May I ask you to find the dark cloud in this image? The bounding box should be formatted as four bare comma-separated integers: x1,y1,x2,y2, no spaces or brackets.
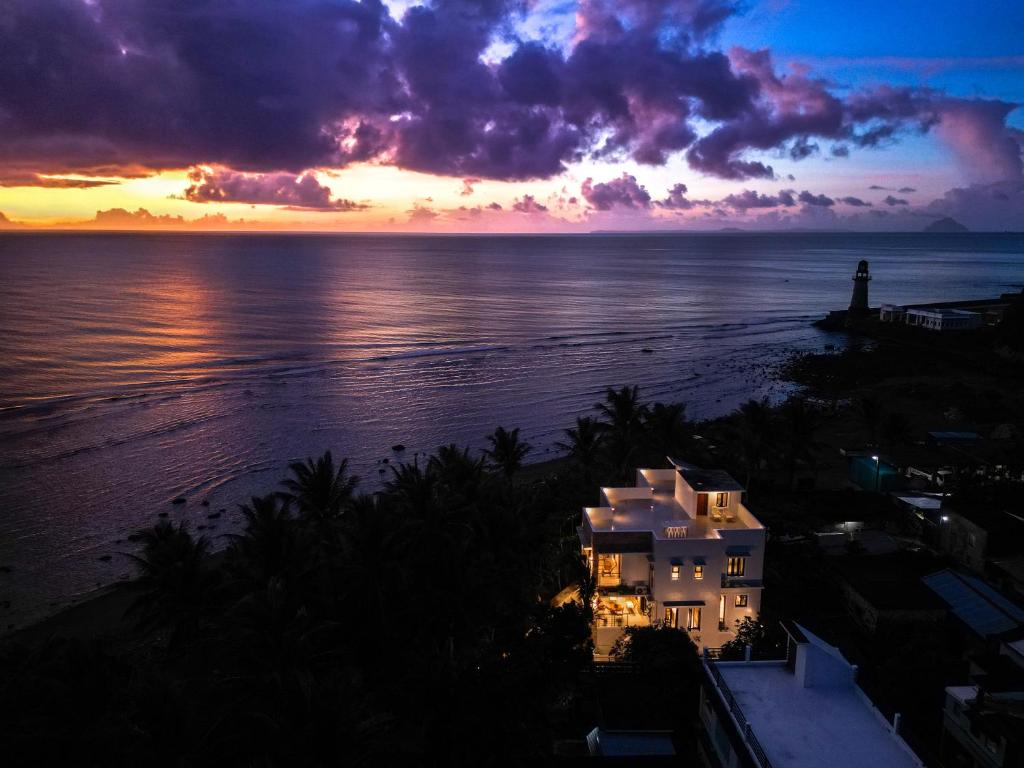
721,189,796,210
883,195,909,206
898,186,916,193
798,190,834,207
1,0,1020,190
656,183,697,210
0,174,119,188
839,196,872,206
183,168,365,210
831,144,850,157
581,174,652,210
511,194,549,213
486,201,503,210
460,178,482,196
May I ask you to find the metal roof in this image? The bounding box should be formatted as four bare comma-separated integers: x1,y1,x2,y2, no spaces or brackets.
923,569,1024,637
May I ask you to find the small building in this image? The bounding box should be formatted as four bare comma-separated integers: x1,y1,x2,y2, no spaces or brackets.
936,504,1024,575
831,554,948,640
700,623,924,768
923,569,1024,649
940,640,1024,768
906,307,984,331
880,304,908,323
578,460,766,655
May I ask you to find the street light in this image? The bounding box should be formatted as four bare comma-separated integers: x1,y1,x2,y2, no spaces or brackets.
871,455,880,492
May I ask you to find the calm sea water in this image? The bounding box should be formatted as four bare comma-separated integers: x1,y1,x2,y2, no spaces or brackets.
1,231,1022,629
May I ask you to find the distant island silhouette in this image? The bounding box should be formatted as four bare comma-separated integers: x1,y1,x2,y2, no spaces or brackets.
924,216,969,233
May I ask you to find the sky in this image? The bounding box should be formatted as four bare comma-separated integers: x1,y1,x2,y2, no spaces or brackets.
1,0,1023,232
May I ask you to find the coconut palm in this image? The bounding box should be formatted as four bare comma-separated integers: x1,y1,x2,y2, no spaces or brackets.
279,450,359,524
882,411,914,447
736,397,772,488
596,386,648,482
227,494,305,589
556,416,603,482
126,520,216,648
780,397,819,489
429,443,486,500
856,395,884,447
643,401,691,463
386,457,439,519
485,426,531,480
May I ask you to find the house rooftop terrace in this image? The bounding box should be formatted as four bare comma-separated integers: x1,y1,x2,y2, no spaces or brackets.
585,490,760,539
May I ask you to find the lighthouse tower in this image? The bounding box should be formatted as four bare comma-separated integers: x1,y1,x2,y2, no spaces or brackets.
849,260,870,315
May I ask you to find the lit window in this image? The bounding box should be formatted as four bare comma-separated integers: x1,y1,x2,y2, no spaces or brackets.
716,492,728,508
727,556,746,577
694,565,704,580
687,607,701,630
735,594,748,608
671,564,680,580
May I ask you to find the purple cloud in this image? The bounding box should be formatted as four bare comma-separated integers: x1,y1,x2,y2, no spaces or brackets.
0,0,1020,190
839,196,872,206
183,168,365,210
883,195,909,206
657,183,697,210
798,190,834,207
582,174,652,210
511,195,549,213
721,189,796,210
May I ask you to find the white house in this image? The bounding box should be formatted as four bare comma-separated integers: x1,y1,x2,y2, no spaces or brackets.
578,460,766,655
701,623,925,768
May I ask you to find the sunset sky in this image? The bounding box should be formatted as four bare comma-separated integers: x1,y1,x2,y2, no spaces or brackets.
1,0,1023,232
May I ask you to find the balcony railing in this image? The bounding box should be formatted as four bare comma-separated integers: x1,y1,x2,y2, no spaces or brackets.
703,649,776,768
593,612,651,628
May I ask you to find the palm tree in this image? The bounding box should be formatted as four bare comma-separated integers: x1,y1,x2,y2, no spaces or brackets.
596,385,647,436
227,494,304,589
429,444,486,500
856,395,884,447
386,457,439,519
737,397,771,488
780,397,819,489
596,386,648,482
279,450,359,524
126,520,216,648
882,411,914,448
643,401,691,463
485,426,531,481
556,416,603,482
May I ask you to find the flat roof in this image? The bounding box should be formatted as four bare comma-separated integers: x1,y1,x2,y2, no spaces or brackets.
586,491,757,539
718,664,922,768
678,468,744,492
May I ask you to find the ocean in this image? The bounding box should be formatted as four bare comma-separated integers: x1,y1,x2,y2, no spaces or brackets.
1,231,1022,629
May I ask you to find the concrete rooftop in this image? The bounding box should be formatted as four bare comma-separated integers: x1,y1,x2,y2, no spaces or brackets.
718,664,922,768
585,490,757,539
